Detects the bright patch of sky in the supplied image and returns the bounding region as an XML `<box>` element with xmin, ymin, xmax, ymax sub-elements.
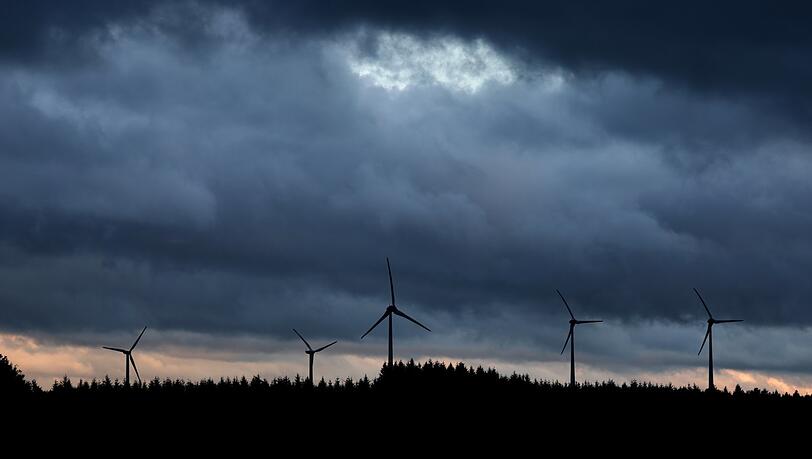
<box><xmin>346</xmin><ymin>32</ymin><xmax>517</xmax><ymax>93</ymax></box>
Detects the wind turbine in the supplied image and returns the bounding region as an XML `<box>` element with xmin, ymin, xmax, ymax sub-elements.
<box><xmin>694</xmin><ymin>288</ymin><xmax>743</xmax><ymax>391</ymax></box>
<box><xmin>361</xmin><ymin>257</ymin><xmax>431</xmax><ymax>367</ymax></box>
<box><xmin>102</xmin><ymin>326</ymin><xmax>147</xmax><ymax>386</ymax></box>
<box><xmin>292</xmin><ymin>328</ymin><xmax>337</xmax><ymax>386</ymax></box>
<box><xmin>556</xmin><ymin>289</ymin><xmax>602</xmax><ymax>389</ymax></box>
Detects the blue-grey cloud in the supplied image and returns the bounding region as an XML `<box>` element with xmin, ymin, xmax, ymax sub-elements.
<box><xmin>5</xmin><ymin>1</ymin><xmax>812</xmax><ymax>125</ymax></box>
<box><xmin>2</xmin><ymin>4</ymin><xmax>812</xmax><ymax>379</ymax></box>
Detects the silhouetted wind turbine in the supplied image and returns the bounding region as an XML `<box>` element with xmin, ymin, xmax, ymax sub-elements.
<box><xmin>292</xmin><ymin>328</ymin><xmax>337</xmax><ymax>386</ymax></box>
<box><xmin>556</xmin><ymin>289</ymin><xmax>602</xmax><ymax>389</ymax></box>
<box><xmin>102</xmin><ymin>326</ymin><xmax>147</xmax><ymax>386</ymax></box>
<box><xmin>361</xmin><ymin>257</ymin><xmax>431</xmax><ymax>367</ymax></box>
<box><xmin>694</xmin><ymin>288</ymin><xmax>743</xmax><ymax>391</ymax></box>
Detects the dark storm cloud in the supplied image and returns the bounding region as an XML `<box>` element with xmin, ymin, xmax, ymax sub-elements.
<box><xmin>241</xmin><ymin>1</ymin><xmax>812</xmax><ymax>101</ymax></box>
<box><xmin>0</xmin><ymin>0</ymin><xmax>228</xmax><ymax>66</ymax></box>
<box><xmin>6</xmin><ymin>1</ymin><xmax>812</xmax><ymax>122</ymax></box>
<box><xmin>3</xmin><ymin>3</ymin><xmax>812</xmax><ymax>379</ymax></box>
<box><xmin>0</xmin><ymin>17</ymin><xmax>809</xmax><ymax>330</ymax></box>
<box><xmin>0</xmin><ymin>1</ymin><xmax>156</xmax><ymax>64</ymax></box>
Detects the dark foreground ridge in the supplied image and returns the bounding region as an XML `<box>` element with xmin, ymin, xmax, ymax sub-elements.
<box><xmin>3</xmin><ymin>353</ymin><xmax>810</xmax><ymax>441</ymax></box>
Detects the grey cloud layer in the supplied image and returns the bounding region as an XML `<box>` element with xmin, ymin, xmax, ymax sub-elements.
<box><xmin>2</xmin><ymin>6</ymin><xmax>812</xmax><ymax>376</ymax></box>
<box><xmin>5</xmin><ymin>1</ymin><xmax>812</xmax><ymax>125</ymax></box>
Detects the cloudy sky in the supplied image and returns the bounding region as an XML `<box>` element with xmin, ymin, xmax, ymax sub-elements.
<box><xmin>3</xmin><ymin>1</ymin><xmax>812</xmax><ymax>392</ymax></box>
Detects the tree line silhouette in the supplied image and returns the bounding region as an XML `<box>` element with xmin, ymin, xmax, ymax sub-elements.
<box><xmin>3</xmin><ymin>353</ymin><xmax>808</xmax><ymax>404</ymax></box>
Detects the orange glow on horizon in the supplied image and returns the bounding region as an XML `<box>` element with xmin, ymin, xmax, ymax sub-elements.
<box><xmin>1</xmin><ymin>333</ymin><xmax>811</xmax><ymax>395</ymax></box>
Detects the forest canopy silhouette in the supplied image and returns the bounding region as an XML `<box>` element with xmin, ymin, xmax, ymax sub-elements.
<box><xmin>3</xmin><ymin>354</ymin><xmax>806</xmax><ymax>403</ymax></box>
<box><xmin>5</xmin><ymin>353</ymin><xmax>810</xmax><ymax>443</ymax></box>
<box><xmin>0</xmin><ymin>354</ymin><xmax>41</xmax><ymax>396</ymax></box>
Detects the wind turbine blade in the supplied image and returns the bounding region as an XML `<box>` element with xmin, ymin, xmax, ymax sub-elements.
<box><xmin>102</xmin><ymin>346</ymin><xmax>128</xmax><ymax>353</ymax></box>
<box><xmin>715</xmin><ymin>319</ymin><xmax>743</xmax><ymax>324</ymax></box>
<box><xmin>129</xmin><ymin>354</ymin><xmax>142</xmax><ymax>384</ymax></box>
<box><xmin>314</xmin><ymin>341</ymin><xmax>338</xmax><ymax>353</ymax></box>
<box><xmin>560</xmin><ymin>328</ymin><xmax>573</xmax><ymax>355</ymax></box>
<box><xmin>393</xmin><ymin>309</ymin><xmax>431</xmax><ymax>332</ymax></box>
<box><xmin>698</xmin><ymin>325</ymin><xmax>711</xmax><ymax>355</ymax></box>
<box><xmin>387</xmin><ymin>257</ymin><xmax>395</xmax><ymax>306</ymax></box>
<box><xmin>693</xmin><ymin>288</ymin><xmax>713</xmax><ymax>319</ymax></box>
<box><xmin>556</xmin><ymin>289</ymin><xmax>575</xmax><ymax>320</ymax></box>
<box><xmin>292</xmin><ymin>328</ymin><xmax>312</xmax><ymax>351</ymax></box>
<box><xmin>130</xmin><ymin>326</ymin><xmax>147</xmax><ymax>351</ymax></box>
<box><xmin>361</xmin><ymin>311</ymin><xmax>390</xmax><ymax>339</ymax></box>
<box><xmin>577</xmin><ymin>320</ymin><xmax>603</xmax><ymax>324</ymax></box>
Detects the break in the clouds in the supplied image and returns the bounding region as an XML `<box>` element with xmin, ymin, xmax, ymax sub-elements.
<box><xmin>2</xmin><ymin>2</ymin><xmax>812</xmax><ymax>391</ymax></box>
<box><xmin>345</xmin><ymin>32</ymin><xmax>517</xmax><ymax>92</ymax></box>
